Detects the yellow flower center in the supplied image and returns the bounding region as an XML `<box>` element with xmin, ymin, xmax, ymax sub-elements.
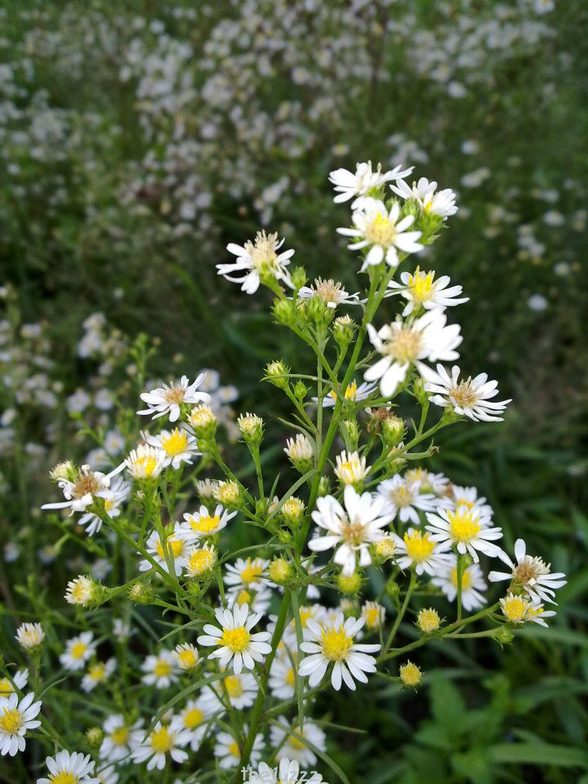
<box><xmin>221</xmin><ymin>626</ymin><xmax>251</xmax><ymax>653</ymax></box>
<box><xmin>285</xmin><ymin>668</ymin><xmax>296</xmax><ymax>687</ymax></box>
<box><xmin>236</xmin><ymin>589</ymin><xmax>251</xmax><ymax>606</ymax></box>
<box><xmin>390</xmin><ymin>484</ymin><xmax>414</xmax><ymax>508</ymax></box>
<box><xmin>161</xmin><ymin>429</ymin><xmax>189</xmax><ymax>456</ymax></box>
<box><xmin>224</xmin><ymin>675</ymin><xmax>244</xmax><ymax>698</ymax></box>
<box><xmin>184</xmin><ymin>707</ymin><xmax>204</xmax><ymax>729</ymax></box>
<box><xmin>72</xmin><ymin>472</ymin><xmax>100</xmax><ymax>498</ymax></box>
<box><xmin>321</xmin><ymin>626</ymin><xmax>353</xmax><ymax>662</ymax></box>
<box><xmin>163</xmin><ymin>386</ymin><xmax>186</xmax><ymax>404</ymax></box>
<box><xmin>49</xmin><ymin>773</ymin><xmax>78</xmax><ymax>784</ymax></box>
<box><xmin>454</xmin><ymin>496</ymin><xmax>474</xmax><ymax>509</ymax></box>
<box><xmin>190</xmin><ymin>514</ymin><xmax>220</xmax><ymax>534</ymax></box>
<box><xmin>177</xmin><ymin>648</ymin><xmax>198</xmax><ymax>668</ymax></box>
<box><xmin>70</xmin><ymin>582</ymin><xmax>89</xmax><ymax>603</ymax></box>
<box><xmin>450</xmin><ymin>381</ymin><xmax>479</xmax><ymax>408</ymax></box>
<box><xmin>514</xmin><ymin>558</ymin><xmax>547</xmax><ymax>584</ymax></box>
<box><xmin>363</xmin><ymin>606</ymin><xmax>382</xmax><ymax>629</ymax></box>
<box><xmin>344</xmin><ymin>380</ymin><xmax>358</xmax><ymax>400</ymax></box>
<box><xmin>502</xmin><ymin>596</ymin><xmax>527</xmax><ymax>623</ymax></box>
<box><xmin>0</xmin><ymin>707</ymin><xmax>23</xmax><ymax>734</ymax></box>
<box><xmin>240</xmin><ymin>561</ymin><xmax>264</xmax><ymax>585</ymax></box>
<box><xmin>155</xmin><ymin>537</ymin><xmax>185</xmax><ymax>560</ymax></box>
<box><xmin>403</xmin><ymin>530</ymin><xmax>435</xmax><ymax>562</ymax></box>
<box><xmin>299</xmin><ymin>606</ymin><xmax>314</xmax><ymax>627</ymax></box>
<box><xmin>450</xmin><ymin>566</ymin><xmax>473</xmax><ymax>590</ymax></box>
<box><xmin>407</xmin><ymin>268</ymin><xmax>436</xmax><ymax>302</ymax></box>
<box><xmin>153</xmin><ymin>659</ymin><xmax>173</xmax><ymax>678</ymax></box>
<box><xmin>365</xmin><ymin>212</ymin><xmax>396</xmax><ymax>247</ymax></box>
<box><xmin>135</xmin><ymin>455</ymin><xmax>158</xmax><ymax>477</ymax></box>
<box><xmin>388</xmin><ymin>327</ymin><xmax>423</xmax><ymax>363</ymax></box>
<box><xmin>447</xmin><ymin>508</ymin><xmax>481</xmax><ymax>542</ymax></box>
<box><xmin>288</xmin><ymin>731</ymin><xmax>306</xmax><ymax>750</ymax></box>
<box><xmin>70</xmin><ymin>641</ymin><xmax>88</xmax><ymax>659</ymax></box>
<box><xmin>0</xmin><ymin>678</ymin><xmax>14</xmax><ymax>696</ymax></box>
<box><xmin>341</xmin><ymin>519</ymin><xmax>366</xmax><ymax>547</ymax></box>
<box><xmin>188</xmin><ymin>548</ymin><xmax>215</xmax><ymax>575</ymax></box>
<box><xmin>110</xmin><ymin>726</ymin><xmax>129</xmax><ymax>746</ymax></box>
<box><xmin>88</xmin><ymin>663</ymin><xmax>106</xmax><ymax>681</ymax></box>
<box><xmin>228</xmin><ymin>740</ymin><xmax>240</xmax><ymax>758</ymax></box>
<box><xmin>150</xmin><ymin>726</ymin><xmax>173</xmax><ymax>753</ymax></box>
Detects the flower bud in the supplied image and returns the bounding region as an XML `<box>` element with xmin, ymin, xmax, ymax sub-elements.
<box><xmin>268</xmin><ymin>557</ymin><xmax>292</xmax><ymax>585</ymax></box>
<box><xmin>284</xmin><ymin>434</ymin><xmax>314</xmax><ymax>474</ymax></box>
<box><xmin>372</xmin><ymin>535</ymin><xmax>396</xmax><ymax>564</ymax></box>
<box><xmin>291</xmin><ymin>265</ymin><xmax>308</xmax><ymax>290</ymax></box>
<box><xmin>332</xmin><ymin>314</ymin><xmax>355</xmax><ymax>347</ymax></box>
<box><xmin>86</xmin><ymin>727</ymin><xmax>103</xmax><ymax>748</ymax></box>
<box><xmin>416</xmin><ymin>608</ymin><xmax>441</xmax><ymax>634</ymax></box>
<box><xmin>128</xmin><ymin>582</ymin><xmax>155</xmax><ymax>605</ymax></box>
<box><xmin>188</xmin><ymin>404</ymin><xmax>218</xmax><ymax>438</ymax></box>
<box><xmin>281</xmin><ymin>496</ymin><xmax>305</xmax><ymax>527</ymax></box>
<box><xmin>237</xmin><ymin>412</ymin><xmax>264</xmax><ymax>445</ymax></box>
<box><xmin>50</xmin><ymin>460</ymin><xmax>75</xmax><ymax>482</ymax></box>
<box><xmin>337</xmin><ymin>572</ymin><xmax>362</xmax><ymax>595</ymax></box>
<box><xmin>494</xmin><ymin>627</ymin><xmax>515</xmax><ymax>645</ymax></box>
<box><xmin>265</xmin><ymin>360</ymin><xmax>290</xmax><ymax>389</ymax></box>
<box><xmin>317</xmin><ymin>476</ymin><xmax>330</xmax><ymax>497</ymax></box>
<box><xmin>65</xmin><ymin>575</ymin><xmax>104</xmax><ymax>608</ymax></box>
<box><xmin>293</xmin><ymin>381</ymin><xmax>308</xmax><ymax>401</ymax></box>
<box><xmin>381</xmin><ymin>415</ymin><xmax>406</xmax><ymax>446</ymax></box>
<box><xmin>214</xmin><ymin>480</ymin><xmax>243</xmax><ymax>509</ymax></box>
<box><xmin>399</xmin><ymin>661</ymin><xmax>422</xmax><ymax>688</ymax></box>
<box><xmin>273</xmin><ymin>298</ymin><xmax>298</xmax><ymax>327</ymax></box>
<box><xmin>334</xmin><ymin>449</ymin><xmax>368</xmax><ymax>488</ymax></box>
<box><xmin>340</xmin><ymin>419</ymin><xmax>360</xmax><ymax>451</ymax></box>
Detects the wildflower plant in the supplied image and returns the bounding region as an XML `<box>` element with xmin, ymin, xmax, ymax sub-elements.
<box><xmin>6</xmin><ymin>163</ymin><xmax>567</xmax><ymax>782</ymax></box>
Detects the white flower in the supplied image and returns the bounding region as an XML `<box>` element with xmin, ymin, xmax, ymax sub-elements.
<box><xmin>284</xmin><ymin>433</ymin><xmax>314</xmax><ymax>465</ymax></box>
<box><xmin>137</xmin><ymin>374</ymin><xmax>210</xmax><ymax>422</ymax></box>
<box><xmin>227</xmin><ymin>584</ymin><xmax>273</xmax><ymax>615</ymax></box>
<box><xmin>131</xmin><ymin>722</ymin><xmax>190</xmax><ymax>771</ymax></box>
<box><xmin>393</xmin><ymin>528</ymin><xmax>452</xmax><ymax>576</ymax></box>
<box><xmin>365</xmin><ymin>310</ymin><xmax>462</xmax><ymax>397</ymax></box>
<box><xmin>224</xmin><ymin>557</ymin><xmax>268</xmax><ymax>591</ymax></box>
<box><xmin>100</xmin><ymin>714</ymin><xmax>143</xmax><ymax>763</ymax></box>
<box><xmin>246</xmin><ymin>758</ymin><xmax>326</xmax><ymax>784</ymax></box>
<box><xmin>269</xmin><ymin>655</ymin><xmax>298</xmax><ymax>700</ymax></box>
<box><xmin>145</xmin><ymin>427</ymin><xmax>199</xmax><ymax>469</ymax></box>
<box><xmin>77</xmin><ymin>475</ymin><xmax>130</xmax><ymax>536</ymax></box>
<box><xmin>197</xmin><ymin>604</ymin><xmax>272</xmax><ymax>674</ymax></box>
<box><xmin>184</xmin><ymin>543</ymin><xmax>217</xmax><ymax>578</ymax></box>
<box><xmin>217</xmin><ymin>231</ymin><xmax>295</xmax><ymax>294</ymax></box>
<box><xmin>169</xmin><ymin>698</ymin><xmax>213</xmax><ymax>750</ymax></box>
<box><xmin>298</xmin><ymin>278</ymin><xmax>362</xmax><ymax>308</ymax></box>
<box><xmin>361</xmin><ymin>601</ymin><xmax>386</xmax><ymax>632</ymax></box>
<box><xmin>426</xmin><ymin>505</ymin><xmax>505</xmax><ymax>563</ymax></box>
<box><xmin>447</xmin><ymin>485</ymin><xmax>493</xmax><ymax>517</ymax></box>
<box><xmin>420</xmin><ymin>364</ymin><xmax>511</xmax><ymax>422</ymax></box>
<box><xmin>270</xmin><ymin>717</ymin><xmax>326</xmax><ymax>766</ymax></box>
<box><xmin>37</xmin><ymin>750</ymin><xmax>97</xmax><ymax>784</ymax></box>
<box><xmin>214</xmin><ymin>725</ymin><xmax>263</xmax><ymax>769</ymax></box>
<box><xmin>60</xmin><ymin>632</ymin><xmax>96</xmax><ymax>671</ymax></box>
<box><xmin>0</xmin><ymin>669</ymin><xmax>28</xmax><ymax>699</ymax></box>
<box><xmin>201</xmin><ymin>670</ymin><xmax>258</xmax><ymax>712</ymax></box>
<box><xmin>390</xmin><ymin>177</ymin><xmax>458</xmax><ymax>218</ymax></box>
<box><xmin>489</xmin><ymin>539</ymin><xmax>566</xmax><ymax>604</ymax></box>
<box><xmin>139</xmin><ymin>525</ymin><xmax>191</xmax><ymax>576</ymax></box>
<box><xmin>42</xmin><ymin>465</ymin><xmax>121</xmax><ymax>517</ymax></box>
<box><xmin>81</xmin><ymin>659</ymin><xmax>116</xmax><ymax>693</ymax></box>
<box><xmin>432</xmin><ymin>556</ymin><xmax>487</xmax><ymax>611</ymax></box>
<box><xmin>338</xmin><ymin>199</ymin><xmax>423</xmax><ymax>270</ymax></box>
<box><xmin>376</xmin><ymin>475</ymin><xmax>436</xmax><ymax>524</ymax></box>
<box><xmin>141</xmin><ymin>650</ymin><xmax>179</xmax><ymax>689</ymax></box>
<box><xmin>124</xmin><ymin>445</ymin><xmax>166</xmax><ymax>479</ymax></box>
<box><xmin>500</xmin><ymin>593</ymin><xmax>557</xmax><ymax>627</ymax></box>
<box><xmin>386</xmin><ymin>268</ymin><xmax>468</xmax><ymax>315</ymax></box>
<box><xmin>308</xmin><ymin>486</ymin><xmax>392</xmax><ymax>575</ymax></box>
<box><xmin>15</xmin><ymin>623</ymin><xmax>44</xmax><ymax>650</ymax></box>
<box><xmin>65</xmin><ymin>575</ymin><xmax>99</xmax><ymax>607</ymax></box>
<box><xmin>329</xmin><ymin>161</ymin><xmax>413</xmax><ymax>204</ymax></box>
<box><xmin>334</xmin><ymin>450</ymin><xmax>369</xmax><ymax>486</ymax></box>
<box><xmin>319</xmin><ymin>380</ymin><xmax>376</xmax><ymax>408</ymax></box>
<box><xmin>179</xmin><ymin>503</ymin><xmax>236</xmax><ymax>540</ymax></box>
<box><xmin>403</xmin><ymin>468</ymin><xmax>449</xmax><ymax>496</ymax></box>
<box><xmin>0</xmin><ymin>692</ymin><xmax>42</xmax><ymax>756</ymax></box>
<box><xmin>172</xmin><ymin>643</ymin><xmax>200</xmax><ymax>671</ymax></box>
<box><xmin>299</xmin><ymin>612</ymin><xmax>380</xmax><ymax>691</ymax></box>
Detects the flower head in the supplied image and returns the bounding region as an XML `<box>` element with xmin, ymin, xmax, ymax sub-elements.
<box><xmin>329</xmin><ymin>161</ymin><xmax>413</xmax><ymax>204</ymax></box>
<box><xmin>500</xmin><ymin>592</ymin><xmax>556</xmax><ymax>627</ymax></box>
<box><xmin>0</xmin><ymin>692</ymin><xmax>42</xmax><ymax>756</ymax></box>
<box><xmin>489</xmin><ymin>539</ymin><xmax>566</xmax><ymax>603</ymax></box>
<box><xmin>137</xmin><ymin>374</ymin><xmax>210</xmax><ymax>422</ymax></box>
<box><xmin>197</xmin><ymin>604</ymin><xmax>271</xmax><ymax>674</ymax></box>
<box><xmin>386</xmin><ymin>268</ymin><xmax>468</xmax><ymax>315</ymax></box>
<box><xmin>421</xmin><ymin>364</ymin><xmax>511</xmax><ymax>422</ymax></box>
<box><xmin>376</xmin><ymin>474</ymin><xmax>436</xmax><ymax>524</ymax></box>
<box><xmin>15</xmin><ymin>623</ymin><xmax>44</xmax><ymax>651</ymax></box>
<box><xmin>132</xmin><ymin>722</ymin><xmax>190</xmax><ymax>771</ymax></box>
<box><xmin>391</xmin><ymin>177</ymin><xmax>458</xmax><ymax>218</ymax></box>
<box><xmin>60</xmin><ymin>632</ymin><xmax>96</xmax><ymax>671</ymax></box>
<box><xmin>217</xmin><ymin>231</ymin><xmax>295</xmax><ymax>294</ymax></box>
<box><xmin>37</xmin><ymin>750</ymin><xmax>96</xmax><ymax>783</ymax></box>
<box><xmin>426</xmin><ymin>505</ymin><xmax>505</xmax><ymax>563</ymax></box>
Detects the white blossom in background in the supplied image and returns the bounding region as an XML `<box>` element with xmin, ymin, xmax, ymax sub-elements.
<box><xmin>329</xmin><ymin>161</ymin><xmax>413</xmax><ymax>204</ymax></box>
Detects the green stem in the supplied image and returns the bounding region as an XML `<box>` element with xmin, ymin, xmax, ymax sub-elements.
<box><xmin>383</xmin><ymin>570</ymin><xmax>416</xmax><ymax>653</ymax></box>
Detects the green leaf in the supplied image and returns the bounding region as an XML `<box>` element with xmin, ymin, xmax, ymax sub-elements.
<box><xmin>489</xmin><ymin>743</ymin><xmax>588</xmax><ymax>769</ymax></box>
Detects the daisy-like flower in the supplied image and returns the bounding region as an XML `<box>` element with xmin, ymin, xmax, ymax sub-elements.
<box><xmin>65</xmin><ymin>575</ymin><xmax>100</xmax><ymax>607</ymax></box>
<box><xmin>180</xmin><ymin>504</ymin><xmax>236</xmax><ymax>540</ymax></box>
<box><xmin>224</xmin><ymin>557</ymin><xmax>268</xmax><ymax>592</ymax></box>
<box><xmin>197</xmin><ymin>604</ymin><xmax>272</xmax><ymax>674</ymax></box>
<box><xmin>403</xmin><ymin>468</ymin><xmax>449</xmax><ymax>496</ymax></box>
<box><xmin>201</xmin><ymin>670</ymin><xmax>258</xmax><ymax>712</ymax></box>
<box><xmin>77</xmin><ymin>475</ymin><xmax>130</xmax><ymax>536</ymax></box>
<box><xmin>60</xmin><ymin>632</ymin><xmax>96</xmax><ymax>672</ymax></box>
<box><xmin>131</xmin><ymin>722</ymin><xmax>190</xmax><ymax>771</ymax></box>
<box><xmin>298</xmin><ymin>278</ymin><xmax>362</xmax><ymax>309</ymax></box>
<box><xmin>338</xmin><ymin>198</ymin><xmax>423</xmax><ymax>270</ymax></box>
<box><xmin>308</xmin><ymin>486</ymin><xmax>392</xmax><ymax>576</ymax></box>
<box><xmin>173</xmin><ymin>643</ymin><xmax>199</xmax><ymax>671</ymax></box>
<box><xmin>42</xmin><ymin>465</ymin><xmax>121</xmax><ymax>517</ymax></box>
<box><xmin>420</xmin><ymin>364</ymin><xmax>511</xmax><ymax>422</ymax></box>
<box><xmin>100</xmin><ymin>715</ymin><xmax>143</xmax><ymax>764</ymax></box>
<box><xmin>361</xmin><ymin>601</ymin><xmax>386</xmax><ymax>632</ymax></box>
<box><xmin>37</xmin><ymin>750</ymin><xmax>97</xmax><ymax>783</ymax></box>
<box><xmin>426</xmin><ymin>505</ymin><xmax>505</xmax><ymax>563</ymax></box>
<box><xmin>217</xmin><ymin>231</ymin><xmax>295</xmax><ymax>294</ymax></box>
<box><xmin>376</xmin><ymin>474</ymin><xmax>436</xmax><ymax>524</ymax></box>
<box><xmin>247</xmin><ymin>758</ymin><xmax>326</xmax><ymax>784</ymax></box>
<box><xmin>0</xmin><ymin>669</ymin><xmax>28</xmax><ymax>698</ymax></box>
<box><xmin>393</xmin><ymin>528</ymin><xmax>451</xmax><ymax>576</ymax></box>
<box><xmin>141</xmin><ymin>650</ymin><xmax>179</xmax><ymax>689</ymax></box>
<box><xmin>500</xmin><ymin>593</ymin><xmax>557</xmax><ymax>628</ymax></box>
<box><xmin>0</xmin><ymin>692</ymin><xmax>42</xmax><ymax>756</ymax></box>
<box><xmin>214</xmin><ymin>725</ymin><xmax>263</xmax><ymax>769</ymax></box>
<box><xmin>334</xmin><ymin>450</ymin><xmax>369</xmax><ymax>486</ymax></box>
<box><xmin>447</xmin><ymin>484</ymin><xmax>493</xmax><ymax>517</ymax></box>
<box><xmin>137</xmin><ymin>374</ymin><xmax>210</xmax><ymax>422</ymax></box>
<box><xmin>81</xmin><ymin>659</ymin><xmax>116</xmax><ymax>693</ymax></box>
<box><xmin>432</xmin><ymin>556</ymin><xmax>487</xmax><ymax>611</ymax></box>
<box><xmin>146</xmin><ymin>428</ymin><xmax>199</xmax><ymax>469</ymax></box>
<box><xmin>365</xmin><ymin>310</ymin><xmax>462</xmax><ymax>397</ymax></box>
<box><xmin>298</xmin><ymin>612</ymin><xmax>380</xmax><ymax>691</ymax></box>
<box><xmin>284</xmin><ymin>433</ymin><xmax>314</xmax><ymax>471</ymax></box>
<box><xmin>226</xmin><ymin>585</ymin><xmax>272</xmax><ymax>615</ymax></box>
<box><xmin>269</xmin><ymin>655</ymin><xmax>298</xmax><ymax>700</ymax></box>
<box><xmin>125</xmin><ymin>444</ymin><xmax>166</xmax><ymax>480</ymax></box>
<box><xmin>15</xmin><ymin>622</ymin><xmax>44</xmax><ymax>651</ymax></box>
<box><xmin>386</xmin><ymin>268</ymin><xmax>468</xmax><ymax>315</ymax></box>
<box><xmin>270</xmin><ymin>716</ymin><xmax>326</xmax><ymax>766</ymax></box>
<box><xmin>390</xmin><ymin>177</ymin><xmax>458</xmax><ymax>218</ymax></box>
<box><xmin>170</xmin><ymin>699</ymin><xmax>212</xmax><ymax>751</ymax></box>
<box><xmin>489</xmin><ymin>539</ymin><xmax>567</xmax><ymax>604</ymax></box>
<box><xmin>139</xmin><ymin>525</ymin><xmax>191</xmax><ymax>576</ymax></box>
<box><xmin>329</xmin><ymin>161</ymin><xmax>413</xmax><ymax>204</ymax></box>
<box><xmin>319</xmin><ymin>379</ymin><xmax>376</xmax><ymax>409</ymax></box>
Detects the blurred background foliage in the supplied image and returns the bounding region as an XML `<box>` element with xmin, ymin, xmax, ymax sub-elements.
<box><xmin>1</xmin><ymin>0</ymin><xmax>587</xmax><ymax>782</ymax></box>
